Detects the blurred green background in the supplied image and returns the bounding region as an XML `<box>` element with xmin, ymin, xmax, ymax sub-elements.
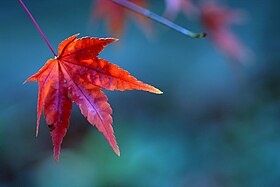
<box><xmin>1</xmin><ymin>0</ymin><xmax>280</xmax><ymax>186</ymax></box>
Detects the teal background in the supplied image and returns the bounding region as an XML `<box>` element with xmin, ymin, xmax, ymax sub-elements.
<box><xmin>1</xmin><ymin>0</ymin><xmax>280</xmax><ymax>186</ymax></box>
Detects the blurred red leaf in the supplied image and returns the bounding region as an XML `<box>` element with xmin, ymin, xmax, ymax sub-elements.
<box><xmin>200</xmin><ymin>2</ymin><xmax>250</xmax><ymax>63</ymax></box>
<box><xmin>164</xmin><ymin>0</ymin><xmax>198</xmax><ymax>19</ymax></box>
<box><xmin>26</xmin><ymin>34</ymin><xmax>162</xmax><ymax>160</ymax></box>
<box><xmin>93</xmin><ymin>0</ymin><xmax>151</xmax><ymax>37</ymax></box>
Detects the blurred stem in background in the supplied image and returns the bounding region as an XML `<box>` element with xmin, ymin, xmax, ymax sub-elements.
<box><xmin>112</xmin><ymin>0</ymin><xmax>207</xmax><ymax>38</ymax></box>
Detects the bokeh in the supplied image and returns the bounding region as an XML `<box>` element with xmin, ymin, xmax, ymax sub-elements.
<box><xmin>1</xmin><ymin>0</ymin><xmax>280</xmax><ymax>186</ymax></box>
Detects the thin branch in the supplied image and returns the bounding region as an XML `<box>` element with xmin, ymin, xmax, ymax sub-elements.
<box><xmin>18</xmin><ymin>0</ymin><xmax>57</xmax><ymax>56</ymax></box>
<box><xmin>112</xmin><ymin>0</ymin><xmax>206</xmax><ymax>39</ymax></box>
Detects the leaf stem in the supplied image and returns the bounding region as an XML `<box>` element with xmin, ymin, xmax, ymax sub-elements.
<box><xmin>112</xmin><ymin>0</ymin><xmax>206</xmax><ymax>39</ymax></box>
<box><xmin>18</xmin><ymin>0</ymin><xmax>57</xmax><ymax>56</ymax></box>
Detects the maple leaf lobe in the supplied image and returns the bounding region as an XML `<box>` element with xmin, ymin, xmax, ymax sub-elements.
<box><xmin>200</xmin><ymin>2</ymin><xmax>250</xmax><ymax>62</ymax></box>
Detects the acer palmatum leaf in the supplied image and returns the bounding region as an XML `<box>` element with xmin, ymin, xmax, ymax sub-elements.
<box><xmin>200</xmin><ymin>2</ymin><xmax>251</xmax><ymax>63</ymax></box>
<box><xmin>26</xmin><ymin>34</ymin><xmax>162</xmax><ymax>160</ymax></box>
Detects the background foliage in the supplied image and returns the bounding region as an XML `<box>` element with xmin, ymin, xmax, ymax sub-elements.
<box><xmin>1</xmin><ymin>0</ymin><xmax>280</xmax><ymax>186</ymax></box>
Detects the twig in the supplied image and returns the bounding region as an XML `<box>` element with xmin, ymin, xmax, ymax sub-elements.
<box><xmin>18</xmin><ymin>0</ymin><xmax>57</xmax><ymax>56</ymax></box>
<box><xmin>112</xmin><ymin>0</ymin><xmax>206</xmax><ymax>39</ymax></box>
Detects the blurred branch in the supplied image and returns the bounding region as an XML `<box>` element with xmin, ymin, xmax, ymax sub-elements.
<box><xmin>112</xmin><ymin>0</ymin><xmax>206</xmax><ymax>39</ymax></box>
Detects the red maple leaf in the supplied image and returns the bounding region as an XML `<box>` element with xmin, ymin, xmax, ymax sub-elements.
<box><xmin>200</xmin><ymin>1</ymin><xmax>250</xmax><ymax>62</ymax></box>
<box><xmin>164</xmin><ymin>0</ymin><xmax>198</xmax><ymax>19</ymax></box>
<box><xmin>25</xmin><ymin>34</ymin><xmax>162</xmax><ymax>160</ymax></box>
<box><xmin>93</xmin><ymin>0</ymin><xmax>151</xmax><ymax>37</ymax></box>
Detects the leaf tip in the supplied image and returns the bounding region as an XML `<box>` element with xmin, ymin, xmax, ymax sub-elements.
<box><xmin>106</xmin><ymin>38</ymin><xmax>119</xmax><ymax>44</ymax></box>
<box><xmin>35</xmin><ymin>126</ymin><xmax>39</xmax><ymax>137</ymax></box>
<box><xmin>115</xmin><ymin>149</ymin><xmax>121</xmax><ymax>157</ymax></box>
<box><xmin>150</xmin><ymin>87</ymin><xmax>163</xmax><ymax>95</ymax></box>
<box><xmin>24</xmin><ymin>76</ymin><xmax>37</xmax><ymax>83</ymax></box>
<box><xmin>54</xmin><ymin>147</ymin><xmax>60</xmax><ymax>162</ymax></box>
<box><xmin>54</xmin><ymin>156</ymin><xmax>60</xmax><ymax>162</ymax></box>
<box><xmin>71</xmin><ymin>33</ymin><xmax>80</xmax><ymax>38</ymax></box>
<box><xmin>113</xmin><ymin>38</ymin><xmax>119</xmax><ymax>42</ymax></box>
<box><xmin>155</xmin><ymin>89</ymin><xmax>163</xmax><ymax>95</ymax></box>
<box><xmin>52</xmin><ymin>137</ymin><xmax>63</xmax><ymax>162</ymax></box>
<box><xmin>23</xmin><ymin>78</ymin><xmax>31</xmax><ymax>84</ymax></box>
<box><xmin>111</xmin><ymin>144</ymin><xmax>120</xmax><ymax>156</ymax></box>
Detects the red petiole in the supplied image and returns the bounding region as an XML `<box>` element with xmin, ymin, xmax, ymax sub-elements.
<box><xmin>18</xmin><ymin>0</ymin><xmax>57</xmax><ymax>56</ymax></box>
